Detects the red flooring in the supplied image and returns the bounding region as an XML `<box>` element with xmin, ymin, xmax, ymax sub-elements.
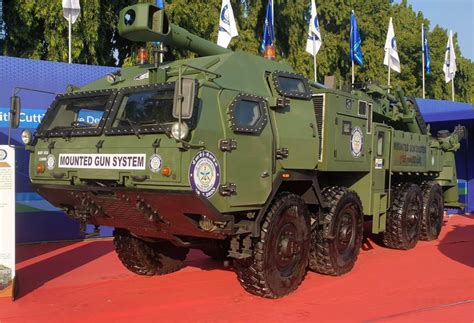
<box><xmin>0</xmin><ymin>215</ymin><xmax>473</xmax><ymax>322</ymax></box>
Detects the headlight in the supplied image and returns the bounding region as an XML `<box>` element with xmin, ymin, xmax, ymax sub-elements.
<box><xmin>46</xmin><ymin>154</ymin><xmax>56</xmax><ymax>170</ymax></box>
<box><xmin>171</xmin><ymin>122</ymin><xmax>189</xmax><ymax>140</ymax></box>
<box><xmin>21</xmin><ymin>129</ymin><xmax>33</xmax><ymax>145</ymax></box>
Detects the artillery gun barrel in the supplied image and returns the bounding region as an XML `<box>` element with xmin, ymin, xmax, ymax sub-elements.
<box><xmin>118</xmin><ymin>4</ymin><xmax>232</xmax><ymax>57</ymax></box>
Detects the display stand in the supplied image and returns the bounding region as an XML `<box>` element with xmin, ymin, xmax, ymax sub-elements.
<box><xmin>0</xmin><ymin>146</ymin><xmax>16</xmax><ymax>300</ymax></box>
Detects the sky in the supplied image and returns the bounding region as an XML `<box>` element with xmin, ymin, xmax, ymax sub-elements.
<box><xmin>398</xmin><ymin>0</ymin><xmax>474</xmax><ymax>60</ymax></box>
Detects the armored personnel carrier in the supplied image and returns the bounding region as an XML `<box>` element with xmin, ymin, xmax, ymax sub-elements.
<box><xmin>10</xmin><ymin>4</ymin><xmax>465</xmax><ymax>298</ymax></box>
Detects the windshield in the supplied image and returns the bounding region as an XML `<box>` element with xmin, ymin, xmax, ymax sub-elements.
<box><xmin>40</xmin><ymin>95</ymin><xmax>110</xmax><ymax>135</ymax></box>
<box><xmin>111</xmin><ymin>89</ymin><xmax>175</xmax><ymax>130</ymax></box>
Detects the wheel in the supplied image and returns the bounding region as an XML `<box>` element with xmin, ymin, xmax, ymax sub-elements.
<box><xmin>383</xmin><ymin>183</ymin><xmax>423</xmax><ymax>250</ymax></box>
<box><xmin>420</xmin><ymin>181</ymin><xmax>444</xmax><ymax>240</ymax></box>
<box><xmin>235</xmin><ymin>193</ymin><xmax>310</xmax><ymax>298</ymax></box>
<box><xmin>113</xmin><ymin>229</ymin><xmax>189</xmax><ymax>276</ymax></box>
<box><xmin>202</xmin><ymin>239</ymin><xmax>230</xmax><ymax>261</ymax></box>
<box><xmin>309</xmin><ymin>187</ymin><xmax>363</xmax><ymax>276</ymax></box>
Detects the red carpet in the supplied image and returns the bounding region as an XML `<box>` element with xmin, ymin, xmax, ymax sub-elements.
<box><xmin>0</xmin><ymin>215</ymin><xmax>473</xmax><ymax>322</ymax></box>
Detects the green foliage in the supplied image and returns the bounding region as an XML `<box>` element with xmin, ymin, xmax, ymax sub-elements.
<box><xmin>2</xmin><ymin>0</ymin><xmax>473</xmax><ymax>103</ymax></box>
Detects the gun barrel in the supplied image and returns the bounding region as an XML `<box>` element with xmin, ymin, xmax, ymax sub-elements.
<box><xmin>118</xmin><ymin>4</ymin><xmax>232</xmax><ymax>57</ymax></box>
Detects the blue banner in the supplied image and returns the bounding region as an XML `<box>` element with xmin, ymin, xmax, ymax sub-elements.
<box><xmin>350</xmin><ymin>10</ymin><xmax>364</xmax><ymax>66</ymax></box>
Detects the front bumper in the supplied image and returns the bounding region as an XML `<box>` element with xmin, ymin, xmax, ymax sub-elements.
<box><xmin>35</xmin><ymin>184</ymin><xmax>233</xmax><ymax>242</ymax></box>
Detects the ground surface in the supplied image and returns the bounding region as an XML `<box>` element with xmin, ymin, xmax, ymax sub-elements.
<box><xmin>0</xmin><ymin>215</ymin><xmax>473</xmax><ymax>323</ymax></box>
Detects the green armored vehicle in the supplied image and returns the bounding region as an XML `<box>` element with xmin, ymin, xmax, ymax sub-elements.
<box><xmin>11</xmin><ymin>4</ymin><xmax>465</xmax><ymax>298</ymax></box>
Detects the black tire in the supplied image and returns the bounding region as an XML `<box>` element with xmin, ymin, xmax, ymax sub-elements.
<box><xmin>235</xmin><ymin>193</ymin><xmax>310</xmax><ymax>298</ymax></box>
<box><xmin>113</xmin><ymin>229</ymin><xmax>189</xmax><ymax>276</ymax></box>
<box><xmin>309</xmin><ymin>187</ymin><xmax>363</xmax><ymax>276</ymax></box>
<box><xmin>383</xmin><ymin>183</ymin><xmax>423</xmax><ymax>250</ymax></box>
<box><xmin>420</xmin><ymin>181</ymin><xmax>444</xmax><ymax>241</ymax></box>
<box><xmin>201</xmin><ymin>239</ymin><xmax>230</xmax><ymax>261</ymax></box>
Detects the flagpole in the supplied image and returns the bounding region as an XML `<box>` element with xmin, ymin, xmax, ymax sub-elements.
<box><xmin>313</xmin><ymin>39</ymin><xmax>317</xmax><ymax>82</ymax></box>
<box><xmin>68</xmin><ymin>12</ymin><xmax>72</xmax><ymax>64</ymax></box>
<box><xmin>451</xmin><ymin>80</ymin><xmax>455</xmax><ymax>101</ymax></box>
<box><xmin>352</xmin><ymin>61</ymin><xmax>355</xmax><ymax>87</ymax></box>
<box><xmin>422</xmin><ymin>24</ymin><xmax>425</xmax><ymax>99</ymax></box>
<box><xmin>387</xmin><ymin>60</ymin><xmax>391</xmax><ymax>93</ymax></box>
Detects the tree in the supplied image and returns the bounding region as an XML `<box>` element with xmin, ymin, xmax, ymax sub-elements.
<box><xmin>3</xmin><ymin>0</ymin><xmax>132</xmax><ymax>65</ymax></box>
<box><xmin>2</xmin><ymin>0</ymin><xmax>473</xmax><ymax>103</ymax></box>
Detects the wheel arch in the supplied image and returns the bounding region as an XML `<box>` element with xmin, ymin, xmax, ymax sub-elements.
<box><xmin>252</xmin><ymin>170</ymin><xmax>326</xmax><ymax>237</ymax></box>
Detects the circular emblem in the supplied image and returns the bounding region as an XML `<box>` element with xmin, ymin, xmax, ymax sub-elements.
<box><xmin>221</xmin><ymin>4</ymin><xmax>230</xmax><ymax>25</ymax></box>
<box><xmin>149</xmin><ymin>154</ymin><xmax>163</xmax><ymax>173</ymax></box>
<box><xmin>350</xmin><ymin>127</ymin><xmax>364</xmax><ymax>158</ymax></box>
<box><xmin>189</xmin><ymin>150</ymin><xmax>221</xmax><ymax>199</ymax></box>
<box><xmin>46</xmin><ymin>154</ymin><xmax>55</xmax><ymax>170</ymax></box>
<box><xmin>0</xmin><ymin>149</ymin><xmax>7</xmax><ymax>161</ymax></box>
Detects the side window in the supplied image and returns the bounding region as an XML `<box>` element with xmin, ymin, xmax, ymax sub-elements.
<box><xmin>272</xmin><ymin>71</ymin><xmax>311</xmax><ymax>99</ymax></box>
<box><xmin>377</xmin><ymin>132</ymin><xmax>384</xmax><ymax>156</ymax></box>
<box><xmin>358</xmin><ymin>100</ymin><xmax>367</xmax><ymax>117</ymax></box>
<box><xmin>229</xmin><ymin>95</ymin><xmax>268</xmax><ymax>134</ymax></box>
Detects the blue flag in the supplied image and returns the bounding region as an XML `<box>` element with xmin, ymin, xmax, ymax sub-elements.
<box><xmin>156</xmin><ymin>0</ymin><xmax>164</xmax><ymax>9</ymax></box>
<box><xmin>349</xmin><ymin>10</ymin><xmax>364</xmax><ymax>66</ymax></box>
<box><xmin>260</xmin><ymin>0</ymin><xmax>274</xmax><ymax>53</ymax></box>
<box><xmin>423</xmin><ymin>27</ymin><xmax>431</xmax><ymax>75</ymax></box>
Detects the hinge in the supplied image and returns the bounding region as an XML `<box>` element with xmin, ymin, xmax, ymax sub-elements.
<box><xmin>219</xmin><ymin>139</ymin><xmax>237</xmax><ymax>152</ymax></box>
<box><xmin>219</xmin><ymin>183</ymin><xmax>237</xmax><ymax>196</ymax></box>
<box><xmin>276</xmin><ymin>147</ymin><xmax>289</xmax><ymax>160</ymax></box>
<box><xmin>276</xmin><ymin>96</ymin><xmax>291</xmax><ymax>108</ymax></box>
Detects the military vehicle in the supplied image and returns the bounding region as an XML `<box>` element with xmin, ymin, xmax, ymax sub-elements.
<box><xmin>10</xmin><ymin>3</ymin><xmax>465</xmax><ymax>298</ymax></box>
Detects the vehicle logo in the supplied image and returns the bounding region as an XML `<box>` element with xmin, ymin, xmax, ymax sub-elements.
<box><xmin>0</xmin><ymin>149</ymin><xmax>7</xmax><ymax>161</ymax></box>
<box><xmin>189</xmin><ymin>150</ymin><xmax>220</xmax><ymax>199</ymax></box>
<box><xmin>149</xmin><ymin>154</ymin><xmax>163</xmax><ymax>173</ymax></box>
<box><xmin>351</xmin><ymin>126</ymin><xmax>364</xmax><ymax>158</ymax></box>
<box><xmin>46</xmin><ymin>154</ymin><xmax>56</xmax><ymax>170</ymax></box>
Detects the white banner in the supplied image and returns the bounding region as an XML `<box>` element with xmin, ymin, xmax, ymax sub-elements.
<box><xmin>58</xmin><ymin>153</ymin><xmax>146</xmax><ymax>170</ymax></box>
<box><xmin>0</xmin><ymin>145</ymin><xmax>15</xmax><ymax>299</ymax></box>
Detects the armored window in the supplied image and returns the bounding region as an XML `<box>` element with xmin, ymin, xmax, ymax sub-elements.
<box><xmin>229</xmin><ymin>95</ymin><xmax>267</xmax><ymax>134</ymax></box>
<box><xmin>272</xmin><ymin>71</ymin><xmax>311</xmax><ymax>99</ymax></box>
<box><xmin>377</xmin><ymin>132</ymin><xmax>384</xmax><ymax>156</ymax></box>
<box><xmin>358</xmin><ymin>100</ymin><xmax>367</xmax><ymax>117</ymax></box>
<box><xmin>105</xmin><ymin>83</ymin><xmax>195</xmax><ymax>135</ymax></box>
<box><xmin>37</xmin><ymin>90</ymin><xmax>115</xmax><ymax>138</ymax></box>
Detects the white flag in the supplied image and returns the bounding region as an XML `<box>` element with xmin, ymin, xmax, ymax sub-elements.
<box><xmin>443</xmin><ymin>30</ymin><xmax>457</xmax><ymax>83</ymax></box>
<box><xmin>62</xmin><ymin>0</ymin><xmax>81</xmax><ymax>24</ymax></box>
<box><xmin>383</xmin><ymin>17</ymin><xmax>401</xmax><ymax>73</ymax></box>
<box><xmin>305</xmin><ymin>0</ymin><xmax>322</xmax><ymax>56</ymax></box>
<box><xmin>217</xmin><ymin>0</ymin><xmax>238</xmax><ymax>48</ymax></box>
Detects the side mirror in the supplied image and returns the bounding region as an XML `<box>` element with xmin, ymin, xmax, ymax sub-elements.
<box><xmin>173</xmin><ymin>78</ymin><xmax>196</xmax><ymax>120</ymax></box>
<box><xmin>10</xmin><ymin>96</ymin><xmax>21</xmax><ymax>129</ymax></box>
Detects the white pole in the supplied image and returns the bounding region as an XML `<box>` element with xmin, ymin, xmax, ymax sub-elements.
<box><xmin>68</xmin><ymin>13</ymin><xmax>72</xmax><ymax>64</ymax></box>
<box><xmin>422</xmin><ymin>24</ymin><xmax>425</xmax><ymax>99</ymax></box>
<box><xmin>313</xmin><ymin>38</ymin><xmax>317</xmax><ymax>82</ymax></box>
<box><xmin>352</xmin><ymin>61</ymin><xmax>355</xmax><ymax>87</ymax></box>
<box><xmin>387</xmin><ymin>60</ymin><xmax>391</xmax><ymax>93</ymax></box>
<box><xmin>451</xmin><ymin>80</ymin><xmax>455</xmax><ymax>101</ymax></box>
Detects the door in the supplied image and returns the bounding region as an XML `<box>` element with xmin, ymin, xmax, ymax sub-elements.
<box><xmin>224</xmin><ymin>94</ymin><xmax>273</xmax><ymax>207</ymax></box>
<box><xmin>371</xmin><ymin>124</ymin><xmax>391</xmax><ymax>233</ymax></box>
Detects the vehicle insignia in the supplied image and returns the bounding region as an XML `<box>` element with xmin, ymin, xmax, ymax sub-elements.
<box><xmin>149</xmin><ymin>154</ymin><xmax>163</xmax><ymax>173</ymax></box>
<box><xmin>189</xmin><ymin>150</ymin><xmax>220</xmax><ymax>198</ymax></box>
<box><xmin>46</xmin><ymin>154</ymin><xmax>56</xmax><ymax>170</ymax></box>
<box><xmin>351</xmin><ymin>126</ymin><xmax>364</xmax><ymax>158</ymax></box>
<box><xmin>0</xmin><ymin>149</ymin><xmax>7</xmax><ymax>161</ymax></box>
